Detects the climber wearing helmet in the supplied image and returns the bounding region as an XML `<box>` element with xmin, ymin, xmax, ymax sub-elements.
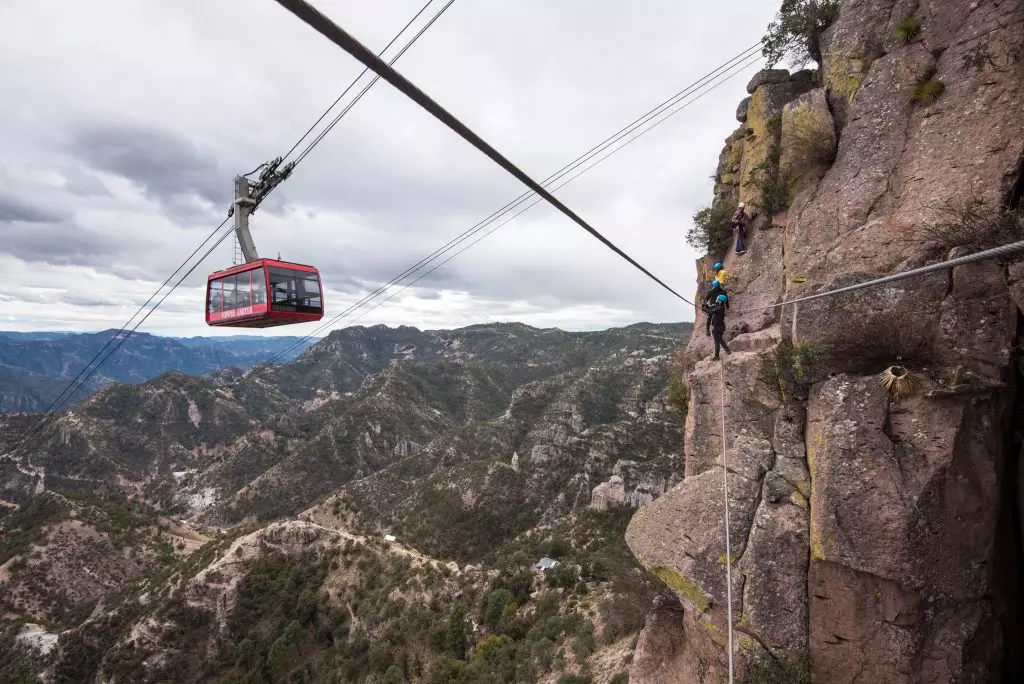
<box><xmin>701</xmin><ymin>293</ymin><xmax>731</xmax><ymax>360</ymax></box>
<box><xmin>712</xmin><ymin>261</ymin><xmax>729</xmax><ymax>286</ymax></box>
<box><xmin>732</xmin><ymin>202</ymin><xmax>749</xmax><ymax>254</ymax></box>
<box><xmin>703</xmin><ymin>279</ymin><xmax>729</xmax><ymax>337</ymax></box>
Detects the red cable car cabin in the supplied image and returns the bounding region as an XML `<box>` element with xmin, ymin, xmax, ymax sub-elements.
<box><xmin>205</xmin><ymin>259</ymin><xmax>324</xmax><ymax>328</ymax></box>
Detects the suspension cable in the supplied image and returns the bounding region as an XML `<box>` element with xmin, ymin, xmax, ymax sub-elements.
<box><xmin>291</xmin><ymin>0</ymin><xmax>457</xmax><ymax>167</ymax></box>
<box><xmin>281</xmin><ymin>0</ymin><xmax>444</xmax><ymax>163</ymax></box>
<box><xmin>323</xmin><ymin>52</ymin><xmax>766</xmax><ymax>338</ymax></box>
<box><xmin>271</xmin><ymin>0</ymin><xmax>690</xmax><ymax>305</ymax></box>
<box><xmin>15</xmin><ymin>222</ymin><xmax>235</xmax><ymax>446</ymax></box>
<box><xmin>15</xmin><ymin>217</ymin><xmax>231</xmax><ymax>442</ymax></box>
<box><xmin>260</xmin><ymin>46</ymin><xmax>763</xmax><ymax>366</ymax></box>
<box><xmin>10</xmin><ymin>2</ymin><xmax>459</xmax><ymax>452</ymax></box>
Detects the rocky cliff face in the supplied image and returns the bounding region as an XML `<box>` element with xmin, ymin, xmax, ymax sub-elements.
<box><xmin>627</xmin><ymin>1</ymin><xmax>1024</xmax><ymax>682</ymax></box>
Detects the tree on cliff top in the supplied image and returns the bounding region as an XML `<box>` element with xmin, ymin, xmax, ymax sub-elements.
<box><xmin>762</xmin><ymin>0</ymin><xmax>841</xmax><ymax>68</ymax></box>
<box><xmin>686</xmin><ymin>201</ymin><xmax>735</xmax><ymax>258</ymax></box>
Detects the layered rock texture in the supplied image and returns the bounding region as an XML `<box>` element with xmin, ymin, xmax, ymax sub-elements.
<box><xmin>627</xmin><ymin>0</ymin><xmax>1024</xmax><ymax>681</ymax></box>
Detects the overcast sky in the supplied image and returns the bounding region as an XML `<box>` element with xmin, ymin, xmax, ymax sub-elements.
<box><xmin>0</xmin><ymin>0</ymin><xmax>774</xmax><ymax>336</ymax></box>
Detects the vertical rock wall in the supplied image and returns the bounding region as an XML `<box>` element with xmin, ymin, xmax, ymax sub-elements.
<box><xmin>627</xmin><ymin>0</ymin><xmax>1024</xmax><ymax>681</ymax></box>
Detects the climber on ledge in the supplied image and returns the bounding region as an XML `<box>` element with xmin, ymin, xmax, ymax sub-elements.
<box><xmin>702</xmin><ymin>294</ymin><xmax>731</xmax><ymax>360</ymax></box>
<box><xmin>712</xmin><ymin>261</ymin><xmax>729</xmax><ymax>285</ymax></box>
<box><xmin>703</xmin><ymin>279</ymin><xmax>728</xmax><ymax>337</ymax></box>
<box><xmin>732</xmin><ymin>202</ymin><xmax>749</xmax><ymax>254</ymax></box>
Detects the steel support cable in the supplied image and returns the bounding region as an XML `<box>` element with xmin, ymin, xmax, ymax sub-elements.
<box><xmin>25</xmin><ymin>4</ymin><xmax>455</xmax><ymax>428</ymax></box>
<box><xmin>338</xmin><ymin>52</ymin><xmax>766</xmax><ymax>329</ymax></box>
<box><xmin>19</xmin><ymin>224</ymin><xmax>236</xmax><ymax>444</ymax></box>
<box><xmin>17</xmin><ymin>217</ymin><xmax>232</xmax><ymax>445</ymax></box>
<box><xmin>13</xmin><ymin>2</ymin><xmax>456</xmax><ymax>451</ymax></box>
<box><xmin>281</xmin><ymin>0</ymin><xmax>444</xmax><ymax>163</ymax></box>
<box><xmin>270</xmin><ymin>0</ymin><xmax>690</xmax><ymax>306</ymax></box>
<box><xmin>292</xmin><ymin>0</ymin><xmax>457</xmax><ymax>167</ymax></box>
<box><xmin>261</xmin><ymin>48</ymin><xmax>764</xmax><ymax>365</ymax></box>
<box><xmin>733</xmin><ymin>239</ymin><xmax>1024</xmax><ymax>314</ymax></box>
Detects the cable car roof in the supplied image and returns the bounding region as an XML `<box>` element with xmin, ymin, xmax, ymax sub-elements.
<box><xmin>208</xmin><ymin>258</ymin><xmax>320</xmax><ymax>279</ymax></box>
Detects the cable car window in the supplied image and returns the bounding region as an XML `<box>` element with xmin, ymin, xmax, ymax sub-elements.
<box><xmin>207</xmin><ymin>280</ymin><xmax>222</xmax><ymax>313</ymax></box>
<box><xmin>237</xmin><ymin>271</ymin><xmax>252</xmax><ymax>308</ymax></box>
<box><xmin>252</xmin><ymin>270</ymin><xmax>267</xmax><ymax>305</ymax></box>
<box><xmin>222</xmin><ymin>274</ymin><xmax>238</xmax><ymax>310</ymax></box>
<box><xmin>298</xmin><ymin>273</ymin><xmax>322</xmax><ymax>309</ymax></box>
<box><xmin>268</xmin><ymin>267</ymin><xmax>322</xmax><ymax>314</ymax></box>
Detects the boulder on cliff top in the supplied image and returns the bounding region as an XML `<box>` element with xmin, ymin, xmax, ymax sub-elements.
<box><xmin>736</xmin><ymin>96</ymin><xmax>751</xmax><ymax>123</ymax></box>
<box><xmin>747</xmin><ymin>68</ymin><xmax>791</xmax><ymax>93</ymax></box>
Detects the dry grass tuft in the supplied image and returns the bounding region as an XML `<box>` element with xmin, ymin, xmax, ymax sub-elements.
<box><xmin>881</xmin><ymin>365</ymin><xmax>919</xmax><ymax>397</ymax></box>
<box><xmin>919</xmin><ymin>196</ymin><xmax>1024</xmax><ymax>255</ymax></box>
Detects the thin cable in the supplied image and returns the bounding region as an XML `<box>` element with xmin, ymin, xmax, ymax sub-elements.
<box><xmin>345</xmin><ymin>54</ymin><xmax>763</xmax><ymax>325</ymax></box>
<box><xmin>271</xmin><ymin>0</ymin><xmax>689</xmax><ymax>305</ymax></box>
<box><xmin>735</xmin><ymin>239</ymin><xmax>1024</xmax><ymax>313</ymax></box>
<box><xmin>20</xmin><ymin>217</ymin><xmax>231</xmax><ymax>442</ymax></box>
<box><xmin>293</xmin><ymin>0</ymin><xmax>457</xmax><ymax>167</ymax></box>
<box><xmin>281</xmin><ymin>0</ymin><xmax>441</xmax><ymax>162</ymax></box>
<box><xmin>17</xmin><ymin>0</ymin><xmax>457</xmax><ymax>441</ymax></box>
<box><xmin>719</xmin><ymin>361</ymin><xmax>736</xmax><ymax>684</ymax></box>
<box><xmin>21</xmin><ymin>225</ymin><xmax>235</xmax><ymax>442</ymax></box>
<box><xmin>262</xmin><ymin>47</ymin><xmax>763</xmax><ymax>364</ymax></box>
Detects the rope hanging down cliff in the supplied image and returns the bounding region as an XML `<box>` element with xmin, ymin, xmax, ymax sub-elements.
<box><xmin>270</xmin><ymin>0</ymin><xmax>692</xmax><ymax>306</ymax></box>
<box><xmin>719</xmin><ymin>362</ymin><xmax>736</xmax><ymax>684</ymax></box>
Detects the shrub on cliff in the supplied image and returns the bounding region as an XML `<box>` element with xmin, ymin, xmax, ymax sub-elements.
<box><xmin>896</xmin><ymin>15</ymin><xmax>921</xmax><ymax>42</ymax></box>
<box><xmin>762</xmin><ymin>0</ymin><xmax>841</xmax><ymax>68</ymax></box>
<box><xmin>738</xmin><ymin>650</ymin><xmax>811</xmax><ymax>684</ymax></box>
<box><xmin>919</xmin><ymin>197</ymin><xmax>1024</xmax><ymax>255</ymax></box>
<box><xmin>760</xmin><ymin>340</ymin><xmax>827</xmax><ymax>403</ymax></box>
<box><xmin>686</xmin><ymin>201</ymin><xmax>735</xmax><ymax>257</ymax></box>
<box><xmin>748</xmin><ymin>115</ymin><xmax>790</xmax><ymax>216</ymax></box>
<box><xmin>782</xmin><ymin>103</ymin><xmax>837</xmax><ymax>178</ymax></box>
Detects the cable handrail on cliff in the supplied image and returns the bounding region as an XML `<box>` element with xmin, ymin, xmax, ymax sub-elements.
<box><xmin>733</xmin><ymin>239</ymin><xmax>1024</xmax><ymax>313</ymax></box>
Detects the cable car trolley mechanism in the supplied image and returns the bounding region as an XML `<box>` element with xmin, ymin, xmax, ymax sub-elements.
<box><xmin>205</xmin><ymin>160</ymin><xmax>325</xmax><ymax>328</ymax></box>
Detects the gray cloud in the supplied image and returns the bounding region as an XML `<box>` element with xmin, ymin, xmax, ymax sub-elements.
<box><xmin>63</xmin><ymin>294</ymin><xmax>120</xmax><ymax>308</ymax></box>
<box><xmin>0</xmin><ymin>191</ymin><xmax>66</xmax><ymax>224</ymax></box>
<box><xmin>68</xmin><ymin>122</ymin><xmax>228</xmax><ymax>210</ymax></box>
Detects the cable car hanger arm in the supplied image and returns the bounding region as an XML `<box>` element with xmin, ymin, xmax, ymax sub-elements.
<box><xmin>230</xmin><ymin>156</ymin><xmax>295</xmax><ymax>263</ymax></box>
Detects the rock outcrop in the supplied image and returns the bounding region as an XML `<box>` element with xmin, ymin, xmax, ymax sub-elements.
<box><xmin>629</xmin><ymin>0</ymin><xmax>1024</xmax><ymax>681</ymax></box>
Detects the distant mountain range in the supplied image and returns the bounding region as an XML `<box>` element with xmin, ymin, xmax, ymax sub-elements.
<box><xmin>0</xmin><ymin>330</ymin><xmax>318</xmax><ymax>412</ymax></box>
<box><xmin>0</xmin><ymin>320</ymin><xmax>690</xmax><ymax>682</ymax></box>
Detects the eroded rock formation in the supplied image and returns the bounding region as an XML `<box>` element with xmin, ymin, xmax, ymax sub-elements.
<box><xmin>627</xmin><ymin>0</ymin><xmax>1024</xmax><ymax>681</ymax></box>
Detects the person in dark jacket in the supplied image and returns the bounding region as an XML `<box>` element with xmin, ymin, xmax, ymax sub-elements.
<box><xmin>702</xmin><ymin>294</ymin><xmax>731</xmax><ymax>360</ymax></box>
<box><xmin>732</xmin><ymin>202</ymin><xmax>749</xmax><ymax>254</ymax></box>
<box><xmin>703</xmin><ymin>279</ymin><xmax>728</xmax><ymax>336</ymax></box>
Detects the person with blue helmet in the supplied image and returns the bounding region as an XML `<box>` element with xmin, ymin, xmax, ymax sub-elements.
<box><xmin>701</xmin><ymin>292</ymin><xmax>731</xmax><ymax>360</ymax></box>
<box><xmin>702</xmin><ymin>278</ymin><xmax>729</xmax><ymax>337</ymax></box>
<box><xmin>712</xmin><ymin>261</ymin><xmax>729</xmax><ymax>285</ymax></box>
